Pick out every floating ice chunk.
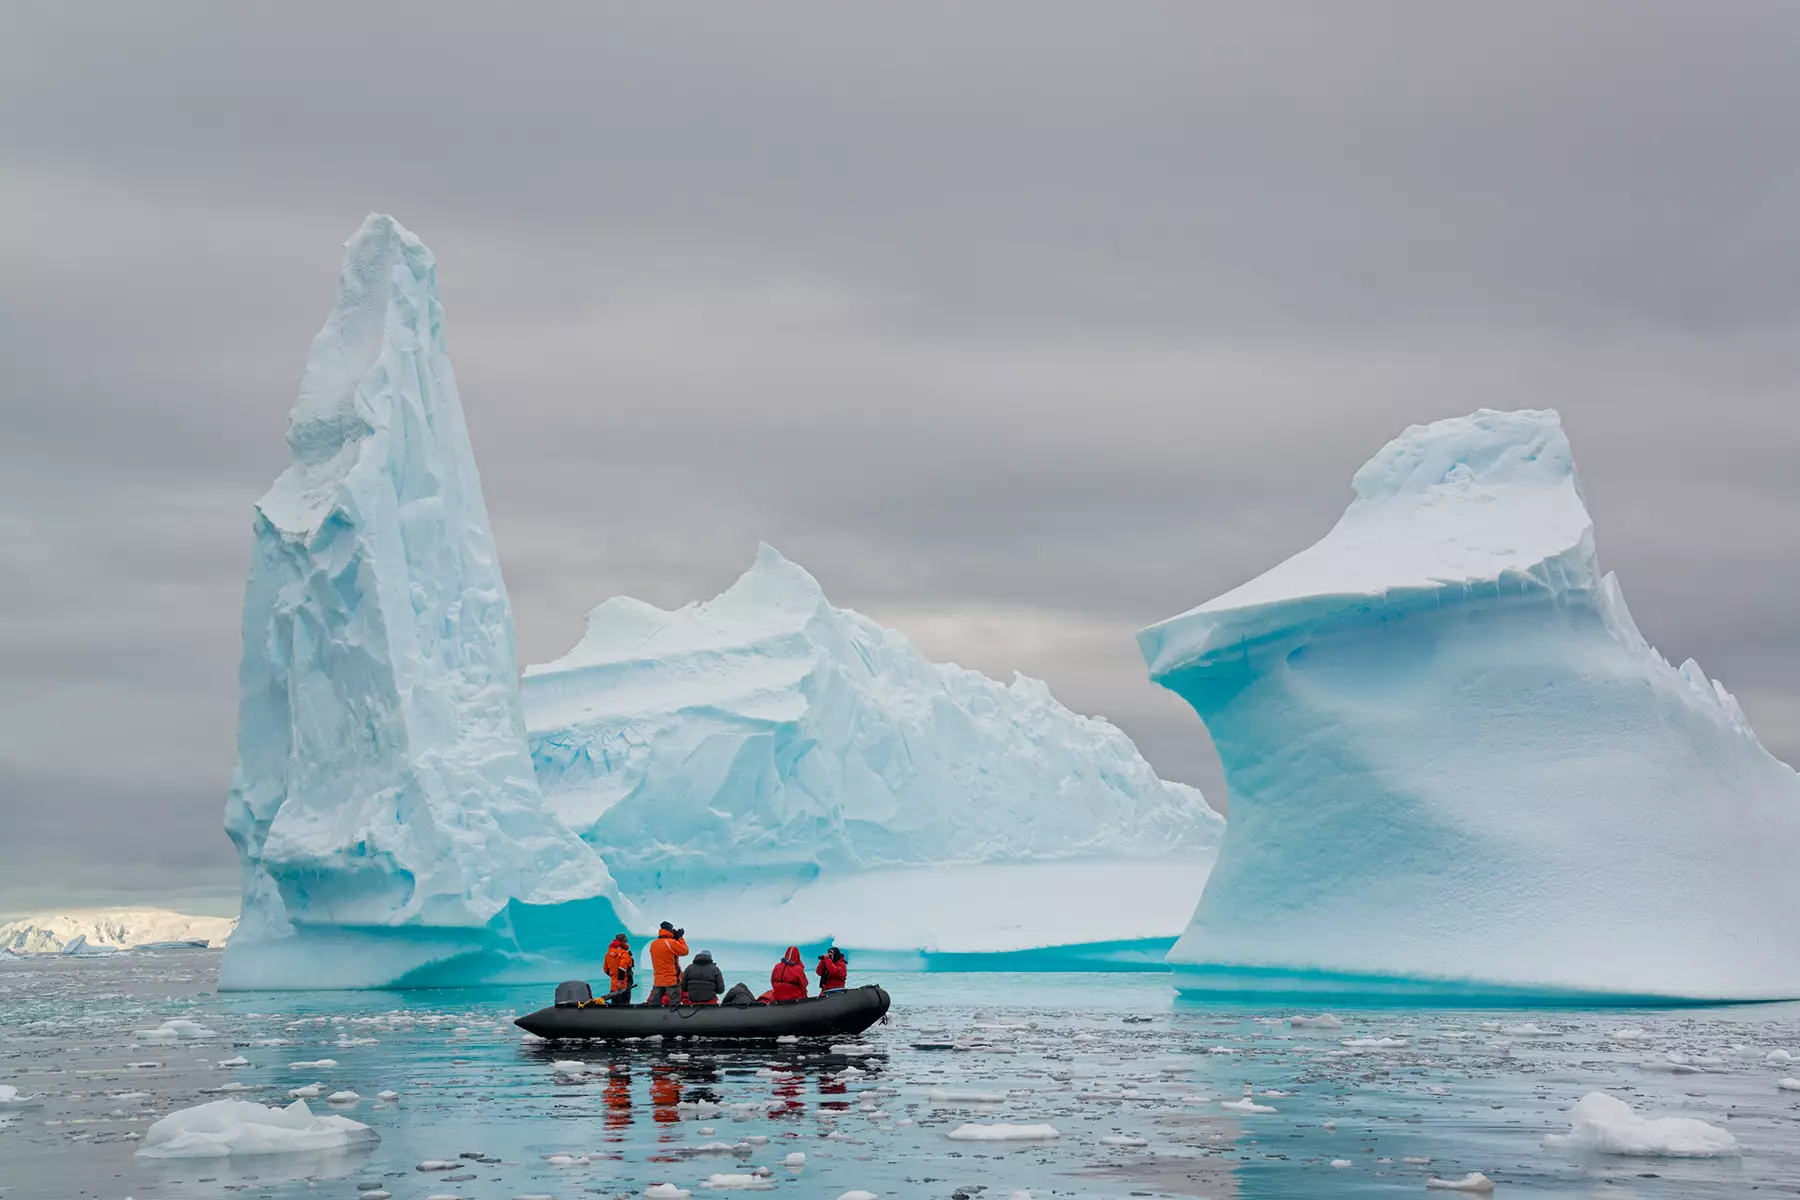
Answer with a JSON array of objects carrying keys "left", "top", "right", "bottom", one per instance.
[
  {"left": 1609, "top": 1028, "right": 1651, "bottom": 1043},
  {"left": 203, "top": 1083, "right": 258, "bottom": 1094},
  {"left": 646, "top": 1187, "right": 693, "bottom": 1199},
  {"left": 376, "top": 1090, "right": 399, "bottom": 1100},
  {"left": 287, "top": 1083, "right": 324, "bottom": 1099},
  {"left": 837, "top": 1193, "right": 879, "bottom": 1200},
  {"left": 325, "top": 1091, "right": 359, "bottom": 1104},
  {"left": 1426, "top": 1175, "right": 1494, "bottom": 1192},
  {"left": 946, "top": 1122, "right": 1060, "bottom": 1141},
  {"left": 1341, "top": 1037, "right": 1407, "bottom": 1049},
  {"left": 134, "top": 1098, "right": 376, "bottom": 1158},
  {"left": 288, "top": 1059, "right": 337, "bottom": 1070},
  {"left": 136, "top": 1019, "right": 218, "bottom": 1042},
  {"left": 1777, "top": 1077, "right": 1800, "bottom": 1091},
  {"left": 776, "top": 1036, "right": 799, "bottom": 1044},
  {"left": 1544, "top": 1091, "right": 1737, "bottom": 1157},
  {"left": 417, "top": 1160, "right": 458, "bottom": 1170},
  {"left": 1499, "top": 1023, "right": 1560, "bottom": 1037},
  {"left": 783, "top": 1152, "right": 806, "bottom": 1166},
  {"left": 1767, "top": 1049, "right": 1794, "bottom": 1064},
  {"left": 1101, "top": 1134, "right": 1148, "bottom": 1146},
  {"left": 551, "top": 1060, "right": 587, "bottom": 1072},
  {"left": 0, "top": 1085, "right": 45, "bottom": 1109},
  {"left": 694, "top": 1173, "right": 774, "bottom": 1194},
  {"left": 929, "top": 1089, "right": 1007, "bottom": 1103},
  {"left": 1330, "top": 1158, "right": 1352, "bottom": 1168},
  {"left": 1288, "top": 1014, "right": 1343, "bottom": 1029},
  {"left": 831, "top": 1044, "right": 875, "bottom": 1055},
  {"left": 1220, "top": 1097, "right": 1277, "bottom": 1114},
  {"left": 1403, "top": 1156, "right": 1432, "bottom": 1165}
]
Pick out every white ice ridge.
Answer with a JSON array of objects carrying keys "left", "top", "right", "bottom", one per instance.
[
  {"left": 1140, "top": 409, "right": 1800, "bottom": 1002},
  {"left": 0, "top": 909, "right": 236, "bottom": 954},
  {"left": 524, "top": 544, "right": 1221, "bottom": 958},
  {"left": 220, "top": 214, "right": 630, "bottom": 990},
  {"left": 135, "top": 1098, "right": 378, "bottom": 1158}
]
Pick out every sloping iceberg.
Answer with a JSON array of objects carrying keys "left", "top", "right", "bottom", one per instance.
[
  {"left": 1140, "top": 409, "right": 1800, "bottom": 1002},
  {"left": 525, "top": 544, "right": 1223, "bottom": 967},
  {"left": 221, "top": 214, "right": 631, "bottom": 990}
]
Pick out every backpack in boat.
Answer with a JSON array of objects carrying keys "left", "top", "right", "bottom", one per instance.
[
  {"left": 721, "top": 981, "right": 757, "bottom": 1006},
  {"left": 554, "top": 979, "right": 594, "bottom": 1007}
]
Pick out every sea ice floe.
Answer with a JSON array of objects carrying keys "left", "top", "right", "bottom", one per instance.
[
  {"left": 136, "top": 1019, "right": 218, "bottom": 1042},
  {"left": 288, "top": 1059, "right": 337, "bottom": 1069},
  {"left": 1776, "top": 1078, "right": 1800, "bottom": 1092},
  {"left": 646, "top": 1187, "right": 692, "bottom": 1199},
  {"left": 325, "top": 1090, "right": 359, "bottom": 1104},
  {"left": 1219, "top": 1097, "right": 1277, "bottom": 1114},
  {"left": 1101, "top": 1134, "right": 1148, "bottom": 1146},
  {"left": 699, "top": 1172, "right": 774, "bottom": 1190},
  {"left": 929, "top": 1089, "right": 1006, "bottom": 1103},
  {"left": 1426, "top": 1174, "right": 1494, "bottom": 1192},
  {"left": 0, "top": 1085, "right": 45, "bottom": 1109},
  {"left": 1767, "top": 1049, "right": 1794, "bottom": 1064},
  {"left": 215, "top": 1055, "right": 249, "bottom": 1067},
  {"left": 1288, "top": 1014, "right": 1343, "bottom": 1029},
  {"left": 1543, "top": 1091, "right": 1738, "bottom": 1157},
  {"left": 946, "top": 1122, "right": 1060, "bottom": 1141},
  {"left": 287, "top": 1083, "right": 325, "bottom": 1099},
  {"left": 134, "top": 1098, "right": 376, "bottom": 1158}
]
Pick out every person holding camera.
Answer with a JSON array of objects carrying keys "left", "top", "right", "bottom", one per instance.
[{"left": 645, "top": 921, "right": 689, "bottom": 1006}]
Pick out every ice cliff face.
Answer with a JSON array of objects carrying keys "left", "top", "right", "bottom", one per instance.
[
  {"left": 221, "top": 215, "right": 629, "bottom": 990},
  {"left": 1141, "top": 409, "right": 1800, "bottom": 1002},
  {"left": 524, "top": 545, "right": 1222, "bottom": 962}
]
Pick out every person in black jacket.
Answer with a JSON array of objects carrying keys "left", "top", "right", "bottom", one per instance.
[{"left": 680, "top": 949, "right": 726, "bottom": 1005}]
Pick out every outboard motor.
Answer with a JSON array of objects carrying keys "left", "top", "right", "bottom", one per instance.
[{"left": 554, "top": 979, "right": 594, "bottom": 1007}]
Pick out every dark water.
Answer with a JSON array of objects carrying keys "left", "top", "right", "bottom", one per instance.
[{"left": 3, "top": 952, "right": 1799, "bottom": 1199}]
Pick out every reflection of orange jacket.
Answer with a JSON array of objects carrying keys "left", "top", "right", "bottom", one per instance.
[
  {"left": 602, "top": 939, "right": 634, "bottom": 990},
  {"left": 647, "top": 930, "right": 688, "bottom": 986}
]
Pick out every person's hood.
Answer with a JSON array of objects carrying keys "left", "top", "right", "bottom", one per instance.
[
  {"left": 783, "top": 946, "right": 801, "bottom": 962},
  {"left": 658, "top": 928, "right": 679, "bottom": 939},
  {"left": 692, "top": 950, "right": 714, "bottom": 964}
]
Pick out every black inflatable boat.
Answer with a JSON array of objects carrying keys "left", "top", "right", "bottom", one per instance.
[{"left": 515, "top": 984, "right": 891, "bottom": 1041}]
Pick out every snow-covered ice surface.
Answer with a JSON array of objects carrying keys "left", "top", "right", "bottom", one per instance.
[
  {"left": 524, "top": 544, "right": 1221, "bottom": 964},
  {"left": 6, "top": 952, "right": 1800, "bottom": 1198},
  {"left": 221, "top": 215, "right": 629, "bottom": 990},
  {"left": 1140, "top": 408, "right": 1800, "bottom": 1003},
  {"left": 0, "top": 909, "right": 236, "bottom": 954}
]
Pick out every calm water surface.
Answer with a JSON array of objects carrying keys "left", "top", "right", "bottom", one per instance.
[{"left": 4, "top": 952, "right": 1799, "bottom": 1199}]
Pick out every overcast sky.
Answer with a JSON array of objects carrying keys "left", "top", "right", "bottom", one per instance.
[{"left": 3, "top": 3, "right": 1798, "bottom": 917}]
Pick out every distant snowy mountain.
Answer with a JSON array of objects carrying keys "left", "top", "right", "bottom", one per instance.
[
  {"left": 0, "top": 909, "right": 238, "bottom": 954},
  {"left": 524, "top": 544, "right": 1223, "bottom": 965}
]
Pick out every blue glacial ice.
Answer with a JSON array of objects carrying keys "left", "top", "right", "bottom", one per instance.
[
  {"left": 221, "top": 215, "right": 633, "bottom": 990},
  {"left": 1140, "top": 408, "right": 1800, "bottom": 1003},
  {"left": 525, "top": 544, "right": 1223, "bottom": 967}
]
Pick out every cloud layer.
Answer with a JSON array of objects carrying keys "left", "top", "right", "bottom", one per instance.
[{"left": 4, "top": 3, "right": 1797, "bottom": 911}]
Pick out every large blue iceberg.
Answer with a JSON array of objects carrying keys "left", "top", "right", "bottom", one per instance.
[
  {"left": 1140, "top": 409, "right": 1800, "bottom": 1003},
  {"left": 525, "top": 545, "right": 1223, "bottom": 968},
  {"left": 221, "top": 215, "right": 633, "bottom": 990}
]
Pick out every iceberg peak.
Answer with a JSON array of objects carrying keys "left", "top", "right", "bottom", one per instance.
[{"left": 222, "top": 215, "right": 630, "bottom": 990}]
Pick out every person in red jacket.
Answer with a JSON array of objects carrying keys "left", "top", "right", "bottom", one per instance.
[
  {"left": 762, "top": 946, "right": 809, "bottom": 1002},
  {"left": 816, "top": 946, "right": 848, "bottom": 993}
]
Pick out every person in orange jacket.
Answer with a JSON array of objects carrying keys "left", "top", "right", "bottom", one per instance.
[
  {"left": 816, "top": 946, "right": 848, "bottom": 993},
  {"left": 601, "top": 933, "right": 634, "bottom": 1004},
  {"left": 762, "top": 945, "right": 808, "bottom": 1002},
  {"left": 645, "top": 922, "right": 688, "bottom": 1006}
]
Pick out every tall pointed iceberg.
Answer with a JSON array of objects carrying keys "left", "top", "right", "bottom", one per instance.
[
  {"left": 221, "top": 215, "right": 630, "bottom": 990},
  {"left": 525, "top": 544, "right": 1223, "bottom": 967},
  {"left": 1140, "top": 409, "right": 1800, "bottom": 1002}
]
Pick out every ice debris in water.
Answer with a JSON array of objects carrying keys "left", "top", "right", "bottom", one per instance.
[
  {"left": 1426, "top": 1175, "right": 1495, "bottom": 1193},
  {"left": 1101, "top": 1134, "right": 1148, "bottom": 1147},
  {"left": 1543, "top": 1091, "right": 1738, "bottom": 1157},
  {"left": 1775, "top": 1078, "right": 1800, "bottom": 1092},
  {"left": 134, "top": 1098, "right": 377, "bottom": 1158},
  {"left": 646, "top": 1188, "right": 692, "bottom": 1199},
  {"left": 287, "top": 1083, "right": 324, "bottom": 1099},
  {"left": 135, "top": 1018, "right": 217, "bottom": 1041},
  {"left": 1288, "top": 1014, "right": 1343, "bottom": 1029},
  {"left": 215, "top": 1055, "right": 249, "bottom": 1067},
  {"left": 946, "top": 1122, "right": 1061, "bottom": 1141},
  {"left": 1768, "top": 1048, "right": 1795, "bottom": 1063},
  {"left": 930, "top": 1089, "right": 1007, "bottom": 1103},
  {"left": 220, "top": 213, "right": 628, "bottom": 991},
  {"left": 0, "top": 1085, "right": 46, "bottom": 1109},
  {"left": 837, "top": 1192, "right": 879, "bottom": 1200},
  {"left": 1141, "top": 408, "right": 1800, "bottom": 1002}
]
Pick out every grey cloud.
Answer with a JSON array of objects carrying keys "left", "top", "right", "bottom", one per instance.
[{"left": 3, "top": 2, "right": 1798, "bottom": 909}]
